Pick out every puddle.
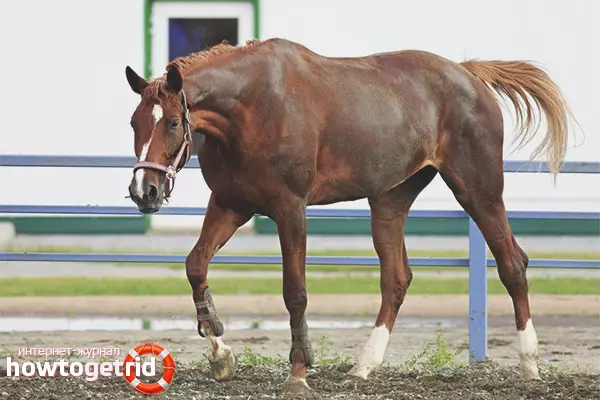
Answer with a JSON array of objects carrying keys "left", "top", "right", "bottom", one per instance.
[{"left": 0, "top": 316, "right": 462, "bottom": 333}]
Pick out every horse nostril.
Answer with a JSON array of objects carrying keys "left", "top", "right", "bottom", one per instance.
[{"left": 147, "top": 184, "right": 158, "bottom": 202}]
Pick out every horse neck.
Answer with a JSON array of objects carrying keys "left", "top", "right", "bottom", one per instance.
[{"left": 186, "top": 60, "right": 260, "bottom": 150}]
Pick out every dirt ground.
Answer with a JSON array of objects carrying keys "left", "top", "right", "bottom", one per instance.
[
  {"left": 0, "top": 295, "right": 599, "bottom": 399},
  {"left": 1, "top": 361, "right": 599, "bottom": 400}
]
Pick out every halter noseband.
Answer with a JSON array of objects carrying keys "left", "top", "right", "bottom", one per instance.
[{"left": 132, "top": 90, "right": 193, "bottom": 200}]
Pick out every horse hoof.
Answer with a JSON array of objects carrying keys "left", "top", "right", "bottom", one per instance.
[
  {"left": 521, "top": 365, "right": 541, "bottom": 381},
  {"left": 281, "top": 375, "right": 311, "bottom": 395},
  {"left": 208, "top": 347, "right": 236, "bottom": 382},
  {"left": 342, "top": 373, "right": 366, "bottom": 385},
  {"left": 345, "top": 365, "right": 369, "bottom": 381}
]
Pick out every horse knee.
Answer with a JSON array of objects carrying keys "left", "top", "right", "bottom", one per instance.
[
  {"left": 385, "top": 266, "right": 412, "bottom": 309},
  {"left": 497, "top": 251, "right": 529, "bottom": 296},
  {"left": 185, "top": 246, "right": 210, "bottom": 284},
  {"left": 405, "top": 266, "right": 414, "bottom": 288},
  {"left": 398, "top": 267, "right": 412, "bottom": 297},
  {"left": 283, "top": 291, "right": 308, "bottom": 314},
  {"left": 517, "top": 245, "right": 529, "bottom": 269}
]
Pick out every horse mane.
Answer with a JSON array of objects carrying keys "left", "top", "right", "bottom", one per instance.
[
  {"left": 142, "top": 39, "right": 262, "bottom": 102},
  {"left": 168, "top": 39, "right": 262, "bottom": 75}
]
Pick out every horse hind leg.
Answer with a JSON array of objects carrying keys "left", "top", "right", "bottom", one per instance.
[
  {"left": 347, "top": 166, "right": 438, "bottom": 380},
  {"left": 438, "top": 123, "right": 540, "bottom": 380}
]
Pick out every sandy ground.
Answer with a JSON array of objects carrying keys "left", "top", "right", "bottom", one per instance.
[
  {"left": 0, "top": 294, "right": 599, "bottom": 398},
  {"left": 1, "top": 315, "right": 599, "bottom": 372},
  {"left": 0, "top": 316, "right": 599, "bottom": 399},
  {"left": 0, "top": 294, "right": 599, "bottom": 318}
]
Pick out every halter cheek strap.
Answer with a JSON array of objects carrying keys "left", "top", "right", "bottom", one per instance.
[{"left": 132, "top": 90, "right": 193, "bottom": 199}]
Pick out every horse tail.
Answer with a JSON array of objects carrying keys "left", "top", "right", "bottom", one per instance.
[{"left": 460, "top": 59, "right": 580, "bottom": 178}]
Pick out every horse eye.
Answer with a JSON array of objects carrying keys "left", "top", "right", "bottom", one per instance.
[{"left": 168, "top": 118, "right": 179, "bottom": 130}]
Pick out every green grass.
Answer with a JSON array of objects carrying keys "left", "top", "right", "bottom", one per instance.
[
  {"left": 397, "top": 329, "right": 465, "bottom": 372},
  {"left": 0, "top": 276, "right": 599, "bottom": 297},
  {"left": 5, "top": 245, "right": 599, "bottom": 273}
]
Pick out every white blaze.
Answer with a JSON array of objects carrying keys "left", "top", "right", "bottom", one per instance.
[
  {"left": 152, "top": 103, "right": 163, "bottom": 123},
  {"left": 347, "top": 325, "right": 390, "bottom": 379},
  {"left": 132, "top": 104, "right": 163, "bottom": 197},
  {"left": 517, "top": 318, "right": 540, "bottom": 379}
]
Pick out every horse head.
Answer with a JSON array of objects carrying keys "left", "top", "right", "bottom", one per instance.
[{"left": 125, "top": 65, "right": 192, "bottom": 213}]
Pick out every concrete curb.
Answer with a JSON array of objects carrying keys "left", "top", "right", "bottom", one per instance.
[{"left": 0, "top": 222, "right": 15, "bottom": 250}]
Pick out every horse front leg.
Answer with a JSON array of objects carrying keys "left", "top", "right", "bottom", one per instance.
[
  {"left": 185, "top": 194, "right": 251, "bottom": 382},
  {"left": 272, "top": 201, "right": 313, "bottom": 394}
]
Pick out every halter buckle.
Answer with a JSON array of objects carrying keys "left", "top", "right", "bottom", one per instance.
[{"left": 166, "top": 166, "right": 176, "bottom": 180}]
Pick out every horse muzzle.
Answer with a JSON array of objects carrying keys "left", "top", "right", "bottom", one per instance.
[{"left": 128, "top": 172, "right": 166, "bottom": 214}]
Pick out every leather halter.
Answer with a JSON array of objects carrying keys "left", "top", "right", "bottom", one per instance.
[{"left": 132, "top": 90, "right": 193, "bottom": 200}]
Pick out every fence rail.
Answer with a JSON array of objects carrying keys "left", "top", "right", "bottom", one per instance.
[
  {"left": 1, "top": 204, "right": 598, "bottom": 220},
  {"left": 1, "top": 155, "right": 599, "bottom": 173},
  {"left": 1, "top": 155, "right": 598, "bottom": 365}
]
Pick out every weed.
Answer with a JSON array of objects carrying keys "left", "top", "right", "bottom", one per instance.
[
  {"left": 237, "top": 347, "right": 285, "bottom": 367},
  {"left": 543, "top": 363, "right": 566, "bottom": 378},
  {"left": 97, "top": 355, "right": 112, "bottom": 364},
  {"left": 250, "top": 320, "right": 261, "bottom": 329},
  {"left": 187, "top": 359, "right": 209, "bottom": 369},
  {"left": 398, "top": 330, "right": 465, "bottom": 373},
  {"left": 314, "top": 334, "right": 353, "bottom": 366}
]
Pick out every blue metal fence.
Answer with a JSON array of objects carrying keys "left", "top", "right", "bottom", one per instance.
[{"left": 1, "top": 155, "right": 599, "bottom": 364}]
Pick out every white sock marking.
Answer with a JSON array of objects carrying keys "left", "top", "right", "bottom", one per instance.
[
  {"left": 517, "top": 319, "right": 540, "bottom": 379},
  {"left": 132, "top": 104, "right": 162, "bottom": 197},
  {"left": 202, "top": 325, "right": 231, "bottom": 361},
  {"left": 211, "top": 336, "right": 231, "bottom": 360},
  {"left": 348, "top": 325, "right": 390, "bottom": 379},
  {"left": 203, "top": 331, "right": 234, "bottom": 381}
]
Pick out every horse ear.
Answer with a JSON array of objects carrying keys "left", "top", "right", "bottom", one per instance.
[
  {"left": 125, "top": 66, "right": 148, "bottom": 95},
  {"left": 166, "top": 66, "right": 183, "bottom": 93}
]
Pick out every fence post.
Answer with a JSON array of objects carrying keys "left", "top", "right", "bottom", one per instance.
[{"left": 468, "top": 217, "right": 487, "bottom": 364}]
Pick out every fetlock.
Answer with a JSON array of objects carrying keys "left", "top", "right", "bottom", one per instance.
[
  {"left": 195, "top": 287, "right": 224, "bottom": 337},
  {"left": 290, "top": 321, "right": 313, "bottom": 367}
]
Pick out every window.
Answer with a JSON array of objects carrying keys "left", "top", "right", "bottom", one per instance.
[
  {"left": 168, "top": 18, "right": 239, "bottom": 62},
  {"left": 168, "top": 18, "right": 239, "bottom": 154}
]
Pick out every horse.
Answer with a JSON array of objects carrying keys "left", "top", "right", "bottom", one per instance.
[{"left": 124, "top": 38, "right": 578, "bottom": 394}]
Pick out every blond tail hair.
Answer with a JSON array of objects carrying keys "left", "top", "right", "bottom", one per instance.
[{"left": 461, "top": 60, "right": 581, "bottom": 180}]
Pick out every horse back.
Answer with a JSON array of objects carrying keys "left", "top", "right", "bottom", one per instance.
[{"left": 253, "top": 43, "right": 486, "bottom": 204}]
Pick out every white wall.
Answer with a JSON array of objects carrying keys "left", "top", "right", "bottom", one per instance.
[
  {"left": 0, "top": 0, "right": 597, "bottom": 233},
  {"left": 261, "top": 0, "right": 599, "bottom": 213},
  {"left": 0, "top": 0, "right": 146, "bottom": 214}
]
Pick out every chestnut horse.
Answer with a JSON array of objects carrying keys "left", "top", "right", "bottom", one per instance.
[{"left": 125, "top": 38, "right": 577, "bottom": 393}]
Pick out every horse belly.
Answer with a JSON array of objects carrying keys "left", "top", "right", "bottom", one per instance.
[
  {"left": 308, "top": 74, "right": 439, "bottom": 205},
  {"left": 308, "top": 130, "right": 433, "bottom": 205}
]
